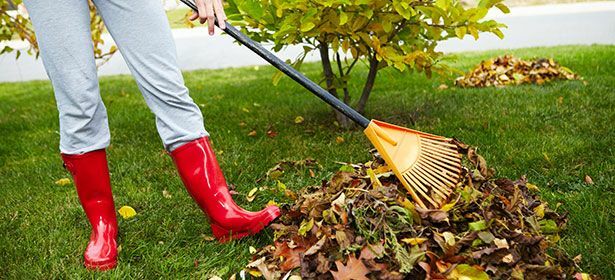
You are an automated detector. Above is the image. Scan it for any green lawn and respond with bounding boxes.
[0,45,613,278]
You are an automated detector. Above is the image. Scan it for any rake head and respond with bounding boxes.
[364,120,462,208]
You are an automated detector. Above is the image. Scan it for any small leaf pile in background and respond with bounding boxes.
[243,141,595,279]
[455,55,580,88]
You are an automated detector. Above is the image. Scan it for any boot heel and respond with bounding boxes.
[210,222,229,239]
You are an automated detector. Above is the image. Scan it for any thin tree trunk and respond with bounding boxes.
[356,56,379,115]
[318,41,338,98]
[318,40,353,128]
[336,52,351,104]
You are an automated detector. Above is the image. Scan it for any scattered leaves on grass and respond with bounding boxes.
[266,128,278,138]
[584,175,593,185]
[162,189,172,198]
[242,141,596,279]
[54,178,71,186]
[295,116,304,124]
[247,187,258,202]
[201,234,216,241]
[118,206,136,219]
[455,55,580,88]
[265,158,321,181]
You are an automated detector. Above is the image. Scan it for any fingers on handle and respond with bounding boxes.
[189,10,199,21]
[214,0,226,29]
[204,0,215,34]
[196,0,207,24]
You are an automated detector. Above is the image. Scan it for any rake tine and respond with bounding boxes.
[412,168,449,200]
[414,164,452,196]
[415,163,457,189]
[418,156,461,177]
[405,173,439,207]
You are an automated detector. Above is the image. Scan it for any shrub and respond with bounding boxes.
[226,0,508,127]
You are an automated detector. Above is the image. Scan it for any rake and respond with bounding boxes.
[179,0,462,208]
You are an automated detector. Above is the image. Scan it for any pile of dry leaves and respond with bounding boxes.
[241,140,595,280]
[455,55,580,87]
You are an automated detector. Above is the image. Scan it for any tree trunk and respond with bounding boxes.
[318,41,353,128]
[356,56,380,115]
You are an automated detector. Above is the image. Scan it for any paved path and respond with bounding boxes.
[1,1,614,82]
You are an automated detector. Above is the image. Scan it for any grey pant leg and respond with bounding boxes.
[23,0,111,154]
[92,0,208,152]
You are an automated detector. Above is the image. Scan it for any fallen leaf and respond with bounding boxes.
[493,238,509,249]
[335,136,345,144]
[54,178,71,186]
[266,129,278,138]
[330,256,370,280]
[201,234,215,241]
[401,237,428,246]
[305,236,327,255]
[248,130,257,137]
[449,264,489,280]
[584,175,593,185]
[359,242,385,260]
[294,116,304,124]
[273,242,304,271]
[247,257,277,280]
[443,232,456,246]
[247,187,258,202]
[502,254,514,264]
[298,218,314,236]
[468,220,488,231]
[162,190,172,198]
[118,206,136,219]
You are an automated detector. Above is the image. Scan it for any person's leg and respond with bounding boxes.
[93,0,279,242]
[24,0,110,154]
[23,0,117,270]
[92,0,206,152]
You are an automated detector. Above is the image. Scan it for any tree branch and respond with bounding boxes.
[356,54,379,115]
[318,40,338,98]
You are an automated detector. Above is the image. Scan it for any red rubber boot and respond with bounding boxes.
[170,137,280,242]
[62,150,118,270]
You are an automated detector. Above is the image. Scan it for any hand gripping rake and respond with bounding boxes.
[179,0,462,208]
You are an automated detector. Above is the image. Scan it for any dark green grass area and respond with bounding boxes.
[0,45,613,278]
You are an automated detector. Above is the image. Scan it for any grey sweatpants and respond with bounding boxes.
[24,0,208,154]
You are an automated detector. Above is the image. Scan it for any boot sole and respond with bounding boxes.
[211,207,281,243]
[84,259,117,271]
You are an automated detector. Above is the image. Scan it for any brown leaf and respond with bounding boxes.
[360,242,385,261]
[584,175,593,185]
[331,256,370,280]
[266,129,278,138]
[273,241,304,271]
[305,236,327,256]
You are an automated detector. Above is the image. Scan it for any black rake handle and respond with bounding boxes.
[179,0,371,128]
